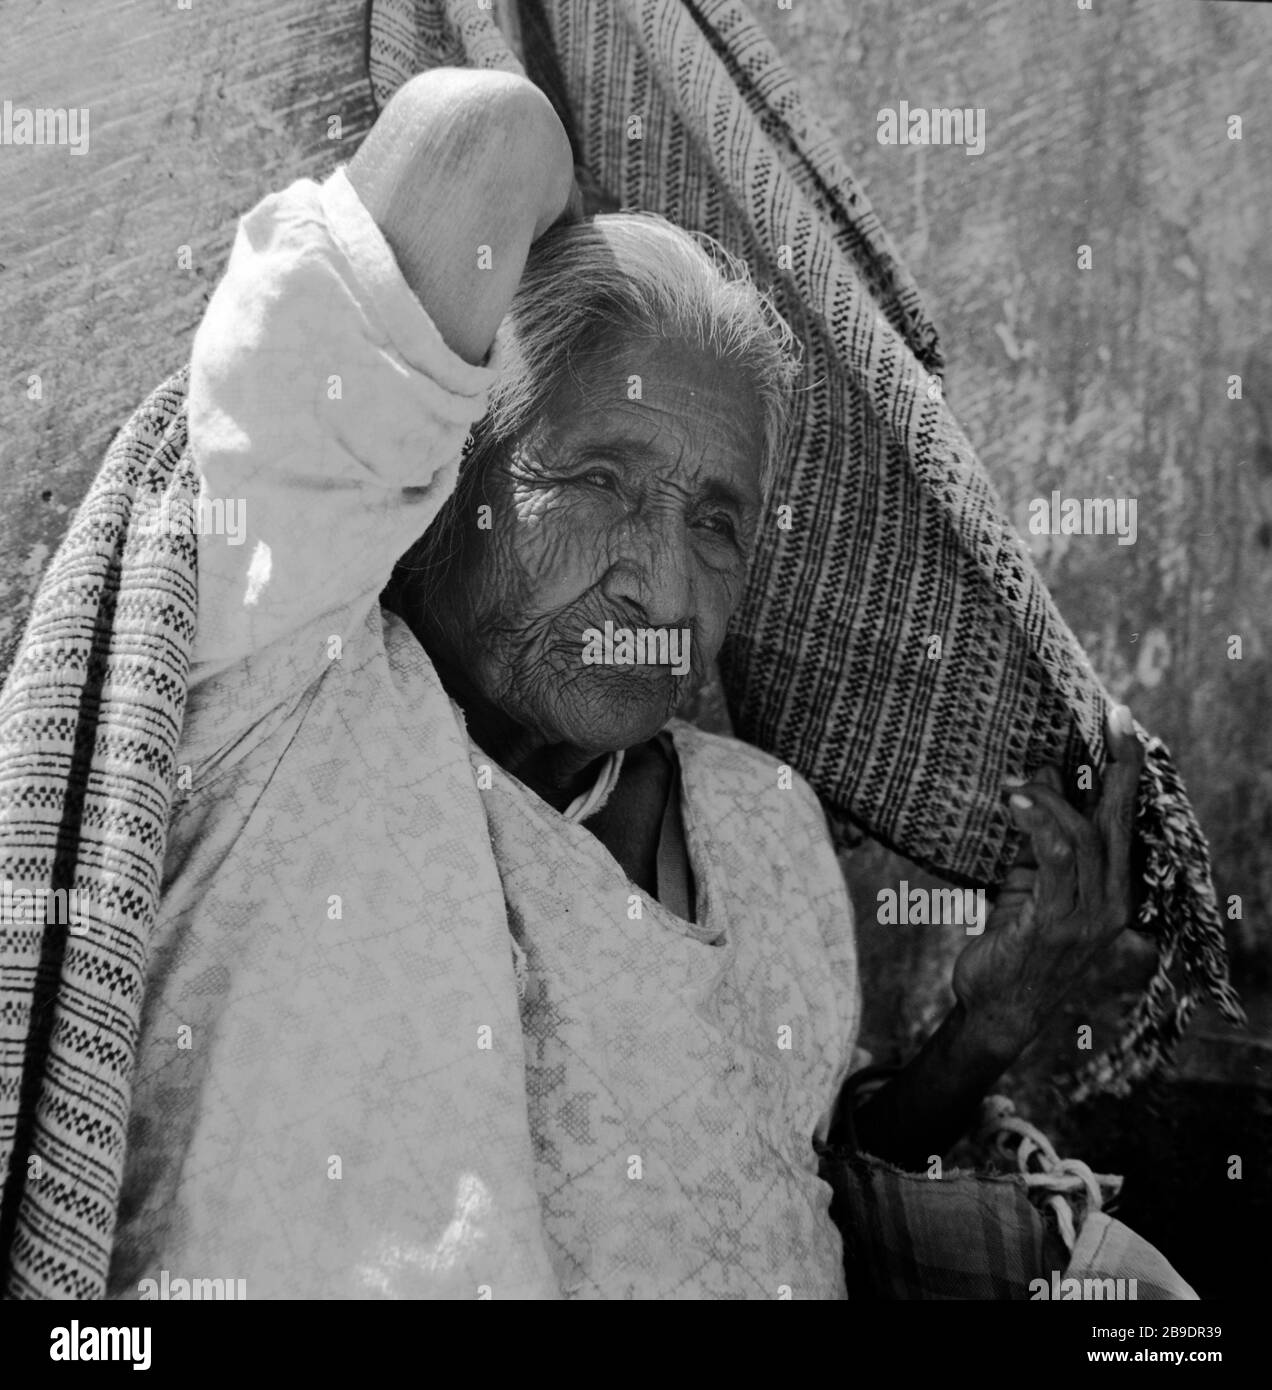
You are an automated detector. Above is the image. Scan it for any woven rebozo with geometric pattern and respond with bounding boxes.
[367,0,1242,1094]
[0,0,1243,1299]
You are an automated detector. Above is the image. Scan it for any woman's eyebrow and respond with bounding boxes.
[576,439,648,466]
[696,477,753,512]
[562,434,755,509]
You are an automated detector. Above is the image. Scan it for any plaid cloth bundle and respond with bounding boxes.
[819,1145,1196,1300]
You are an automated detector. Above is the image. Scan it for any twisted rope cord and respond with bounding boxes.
[979,1096,1121,1252]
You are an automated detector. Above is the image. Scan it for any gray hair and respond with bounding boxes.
[472,211,800,502]
[385,214,800,608]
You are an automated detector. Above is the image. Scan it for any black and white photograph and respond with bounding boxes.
[0,0,1266,1360]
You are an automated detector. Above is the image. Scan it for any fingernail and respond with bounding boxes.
[1113,705,1134,736]
[1009,793,1033,810]
[1001,774,1027,788]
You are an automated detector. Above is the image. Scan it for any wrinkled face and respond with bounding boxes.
[420,335,765,755]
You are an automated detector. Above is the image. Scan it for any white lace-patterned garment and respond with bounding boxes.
[106,163,861,1300]
[480,720,860,1298]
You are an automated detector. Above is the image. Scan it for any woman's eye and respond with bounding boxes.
[578,469,617,491]
[696,513,737,541]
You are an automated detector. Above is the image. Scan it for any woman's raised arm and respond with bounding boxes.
[177,68,575,767]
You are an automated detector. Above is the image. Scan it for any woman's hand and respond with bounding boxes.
[847,703,1144,1169]
[951,703,1145,1063]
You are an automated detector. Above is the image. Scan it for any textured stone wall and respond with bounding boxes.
[758,0,1272,1073]
[758,0,1271,1298]
[0,0,376,662]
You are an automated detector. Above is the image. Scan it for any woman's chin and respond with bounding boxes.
[550,682,681,754]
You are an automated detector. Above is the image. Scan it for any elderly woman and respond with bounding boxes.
[107,69,1141,1299]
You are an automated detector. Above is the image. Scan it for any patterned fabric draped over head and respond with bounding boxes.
[0,0,1241,1299]
[367,0,1242,1089]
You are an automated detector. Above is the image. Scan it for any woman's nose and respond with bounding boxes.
[600,521,693,629]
